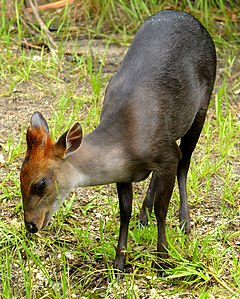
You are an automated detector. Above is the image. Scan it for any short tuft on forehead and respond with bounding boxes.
[26,126,54,159]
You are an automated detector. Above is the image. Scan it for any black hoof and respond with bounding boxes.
[152,259,171,277]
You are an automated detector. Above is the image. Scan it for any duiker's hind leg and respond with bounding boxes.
[177,109,208,234]
[153,149,180,268]
[138,172,158,226]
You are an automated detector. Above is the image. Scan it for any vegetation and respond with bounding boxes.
[0,0,239,298]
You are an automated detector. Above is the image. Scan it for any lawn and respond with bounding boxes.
[0,1,239,298]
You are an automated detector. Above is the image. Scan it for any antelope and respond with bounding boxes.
[20,10,216,273]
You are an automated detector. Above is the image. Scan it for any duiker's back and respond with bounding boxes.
[101,10,216,141]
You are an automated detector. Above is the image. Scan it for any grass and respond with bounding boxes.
[0,0,239,298]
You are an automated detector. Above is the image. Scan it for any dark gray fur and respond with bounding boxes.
[98,10,216,273]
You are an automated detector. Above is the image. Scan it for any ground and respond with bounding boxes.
[0,37,239,298]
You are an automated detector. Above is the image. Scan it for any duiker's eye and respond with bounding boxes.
[35,179,45,191]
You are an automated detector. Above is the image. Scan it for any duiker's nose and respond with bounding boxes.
[25,222,38,233]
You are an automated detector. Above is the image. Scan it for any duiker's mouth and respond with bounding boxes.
[25,211,51,233]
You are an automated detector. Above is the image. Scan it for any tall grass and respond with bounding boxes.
[1,0,239,44]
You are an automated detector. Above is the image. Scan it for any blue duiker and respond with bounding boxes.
[20,10,216,274]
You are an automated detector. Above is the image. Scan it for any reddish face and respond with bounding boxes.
[20,116,59,233]
[20,112,82,233]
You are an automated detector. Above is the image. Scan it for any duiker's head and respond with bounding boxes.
[20,112,82,233]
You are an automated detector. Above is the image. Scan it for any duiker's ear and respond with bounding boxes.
[27,112,50,151]
[30,111,50,134]
[55,123,82,158]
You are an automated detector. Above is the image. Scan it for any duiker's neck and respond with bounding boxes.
[67,128,129,187]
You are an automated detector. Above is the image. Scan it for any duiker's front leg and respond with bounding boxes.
[114,182,133,273]
[154,161,178,270]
